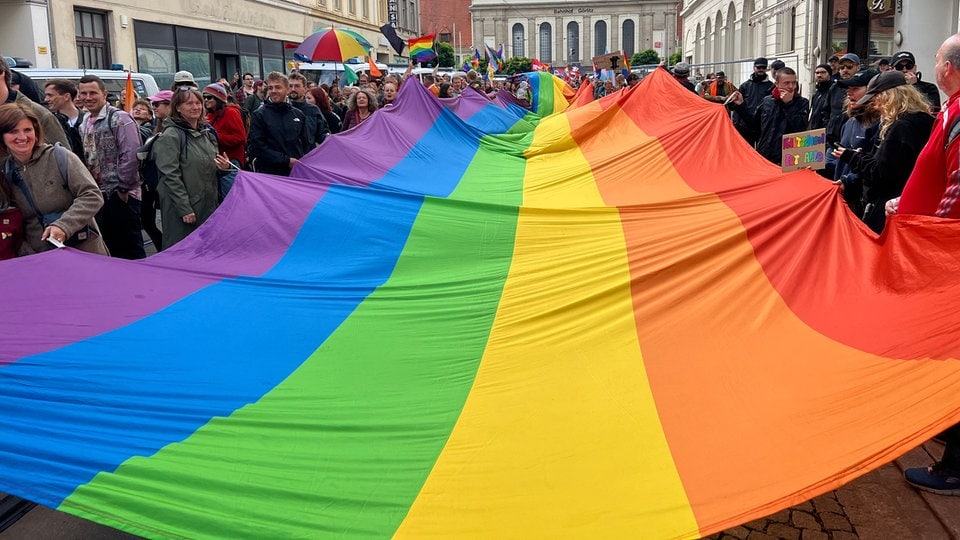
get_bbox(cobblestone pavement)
[705,491,858,540]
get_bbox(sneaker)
[905,462,960,495]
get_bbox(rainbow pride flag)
[407,33,436,64]
[1,71,960,539]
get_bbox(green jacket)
[154,117,219,249]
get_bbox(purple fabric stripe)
[0,83,444,365]
[440,88,494,121]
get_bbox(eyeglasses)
[895,62,915,71]
[202,95,216,100]
[814,70,829,75]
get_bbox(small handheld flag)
[408,34,437,64]
[343,63,358,85]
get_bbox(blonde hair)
[873,84,933,140]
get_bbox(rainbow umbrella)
[295,27,373,62]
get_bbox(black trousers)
[942,423,960,469]
[96,192,145,260]
[141,184,163,251]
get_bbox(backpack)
[53,110,86,165]
[137,124,219,189]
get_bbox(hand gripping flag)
[408,33,437,64]
[471,48,481,69]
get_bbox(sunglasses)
[895,62,915,71]
[202,95,216,100]
[175,86,199,92]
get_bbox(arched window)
[622,20,635,57]
[567,22,579,63]
[594,20,607,57]
[512,23,525,58]
[539,22,552,62]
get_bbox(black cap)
[716,70,725,77]
[754,57,768,68]
[857,70,907,105]
[891,51,916,68]
[877,58,890,67]
[836,69,878,88]
[816,63,833,75]
[828,54,840,62]
[771,59,786,70]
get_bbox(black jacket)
[290,100,330,146]
[808,80,835,131]
[731,75,775,142]
[735,94,810,165]
[247,100,310,176]
[824,81,848,145]
[915,80,942,112]
[839,111,934,205]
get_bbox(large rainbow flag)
[1,71,960,539]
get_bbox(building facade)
[0,0,421,89]
[470,0,680,68]
[420,0,472,64]
[681,0,960,94]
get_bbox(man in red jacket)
[203,83,246,201]
[887,33,960,496]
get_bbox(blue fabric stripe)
[0,108,485,508]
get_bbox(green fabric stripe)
[60,132,531,539]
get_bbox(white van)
[295,61,389,86]
[15,68,161,102]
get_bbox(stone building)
[420,0,472,63]
[0,0,421,87]
[681,0,959,94]
[470,0,680,67]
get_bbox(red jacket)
[899,90,960,218]
[207,104,246,165]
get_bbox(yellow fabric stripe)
[395,108,699,538]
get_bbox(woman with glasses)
[890,50,942,113]
[0,102,107,255]
[153,89,231,249]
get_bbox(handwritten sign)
[782,128,826,172]
[592,51,626,72]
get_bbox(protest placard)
[781,128,826,172]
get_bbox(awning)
[747,0,803,26]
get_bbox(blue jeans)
[218,159,241,202]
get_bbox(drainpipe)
[46,0,57,67]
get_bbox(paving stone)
[767,509,791,524]
[810,494,842,515]
[819,510,853,532]
[798,528,828,540]
[745,531,780,540]
[742,518,770,530]
[721,526,750,539]
[764,522,800,540]
[792,500,814,513]
[790,510,820,531]
[832,531,859,540]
